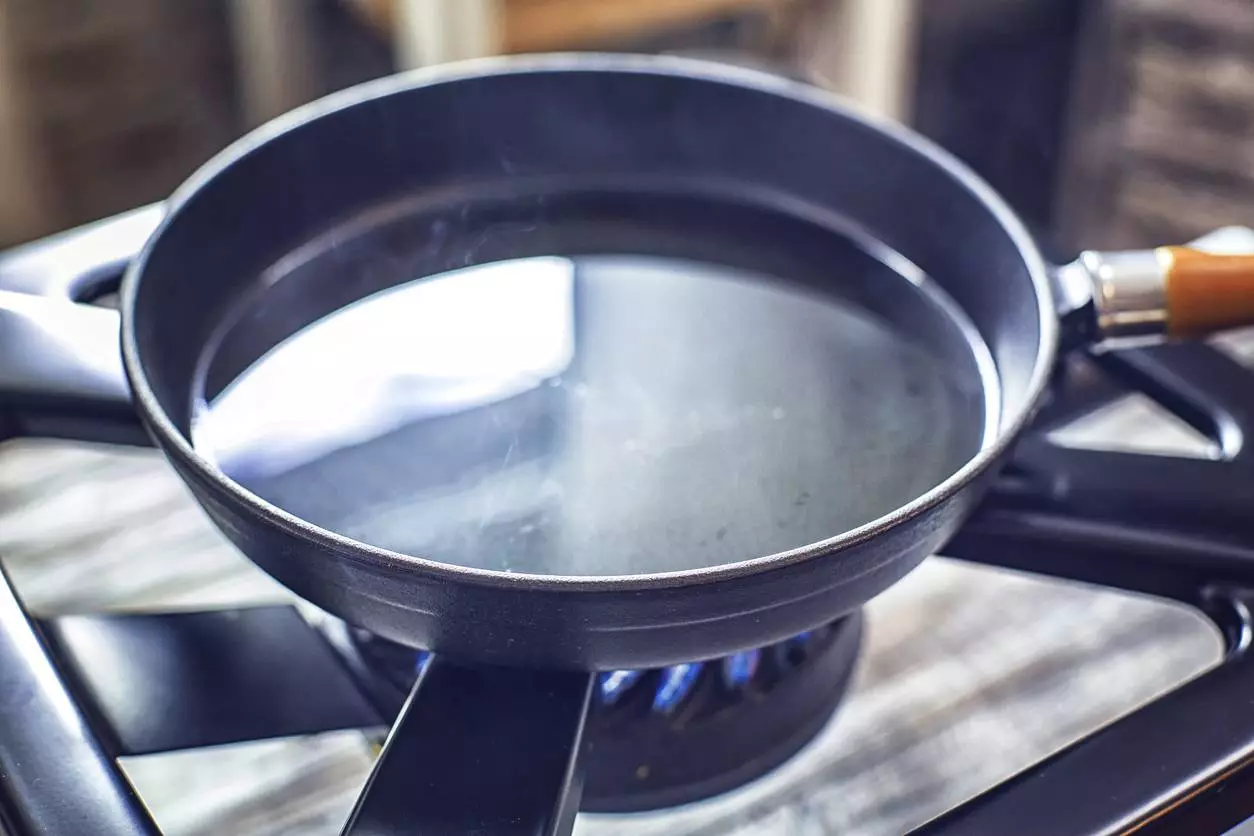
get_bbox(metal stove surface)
[0,341,1230,836]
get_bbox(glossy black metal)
[915,639,1254,836]
[919,342,1254,835]
[41,607,383,755]
[342,657,594,836]
[955,349,1254,585]
[0,205,161,445]
[21,602,860,817]
[0,564,159,836]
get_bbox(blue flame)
[722,649,761,689]
[653,663,703,713]
[597,670,643,705]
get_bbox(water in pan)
[190,253,990,577]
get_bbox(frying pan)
[3,54,1254,831]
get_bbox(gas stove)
[5,290,1254,833]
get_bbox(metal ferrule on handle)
[1069,227,1254,346]
[1075,249,1169,344]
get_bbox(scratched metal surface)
[0,341,1233,835]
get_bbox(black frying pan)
[2,54,1253,832]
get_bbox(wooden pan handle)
[1161,246,1254,338]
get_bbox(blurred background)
[0,0,1250,260]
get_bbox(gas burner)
[329,616,863,812]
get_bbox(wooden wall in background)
[352,0,917,121]
[353,0,786,58]
[0,0,238,245]
[502,0,781,53]
[0,8,56,245]
[1058,0,1254,250]
[353,0,795,65]
[0,0,918,245]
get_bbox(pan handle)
[1060,226,1254,346]
[0,204,164,445]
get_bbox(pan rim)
[119,52,1059,593]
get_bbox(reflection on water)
[195,257,576,480]
[192,254,986,577]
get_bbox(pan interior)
[189,186,997,577]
